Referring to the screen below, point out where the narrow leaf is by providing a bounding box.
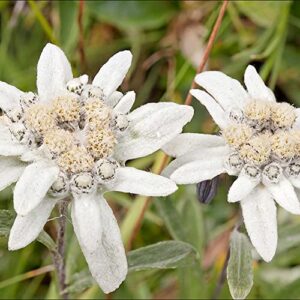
[37,230,56,252]
[181,196,205,254]
[64,270,95,294]
[0,210,14,237]
[227,230,253,300]
[277,223,300,254]
[128,240,198,272]
[154,197,186,241]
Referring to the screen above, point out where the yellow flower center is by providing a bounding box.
[224,100,299,168]
[22,93,119,176]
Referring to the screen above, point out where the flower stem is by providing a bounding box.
[184,0,229,106]
[52,200,69,300]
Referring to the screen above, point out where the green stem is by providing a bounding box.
[28,0,58,44]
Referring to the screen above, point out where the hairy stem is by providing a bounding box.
[52,200,69,300]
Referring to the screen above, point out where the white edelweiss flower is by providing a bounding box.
[162,65,300,263]
[0,43,194,293]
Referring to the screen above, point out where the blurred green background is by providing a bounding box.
[1,0,300,299]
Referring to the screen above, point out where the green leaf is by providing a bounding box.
[128,240,198,272]
[0,210,14,237]
[180,194,205,254]
[58,0,79,53]
[37,231,56,252]
[234,1,281,27]
[178,266,207,299]
[227,230,253,300]
[277,223,300,255]
[87,0,177,30]
[154,197,186,242]
[64,270,95,294]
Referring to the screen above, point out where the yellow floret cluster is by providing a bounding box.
[222,124,253,147]
[271,102,296,128]
[271,131,296,160]
[240,134,271,165]
[43,129,74,155]
[244,100,271,122]
[52,96,81,123]
[83,98,112,129]
[57,146,94,174]
[24,104,56,134]
[87,129,117,159]
[223,100,300,167]
[22,93,118,176]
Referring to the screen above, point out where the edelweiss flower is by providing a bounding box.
[0,43,193,293]
[163,65,300,262]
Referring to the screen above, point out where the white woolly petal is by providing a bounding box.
[265,176,300,214]
[244,65,276,102]
[169,147,229,184]
[289,176,300,189]
[0,140,27,156]
[0,123,28,156]
[37,43,73,102]
[20,148,46,163]
[162,146,228,178]
[113,91,135,114]
[228,173,260,203]
[190,89,228,128]
[8,196,57,250]
[105,91,123,108]
[71,192,102,252]
[163,133,225,158]
[14,160,59,216]
[106,167,177,196]
[241,186,277,262]
[72,194,127,294]
[0,81,23,111]
[0,123,12,138]
[0,157,26,191]
[114,102,194,161]
[0,126,27,156]
[195,71,249,111]
[92,51,132,99]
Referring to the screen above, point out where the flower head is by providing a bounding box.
[0,44,193,293]
[163,65,300,263]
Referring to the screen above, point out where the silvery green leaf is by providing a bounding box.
[227,230,253,300]
[154,197,187,242]
[181,195,205,253]
[64,270,95,294]
[277,223,300,255]
[0,209,14,237]
[37,230,56,252]
[260,266,300,286]
[128,240,198,272]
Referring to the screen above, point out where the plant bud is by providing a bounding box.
[196,176,219,204]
